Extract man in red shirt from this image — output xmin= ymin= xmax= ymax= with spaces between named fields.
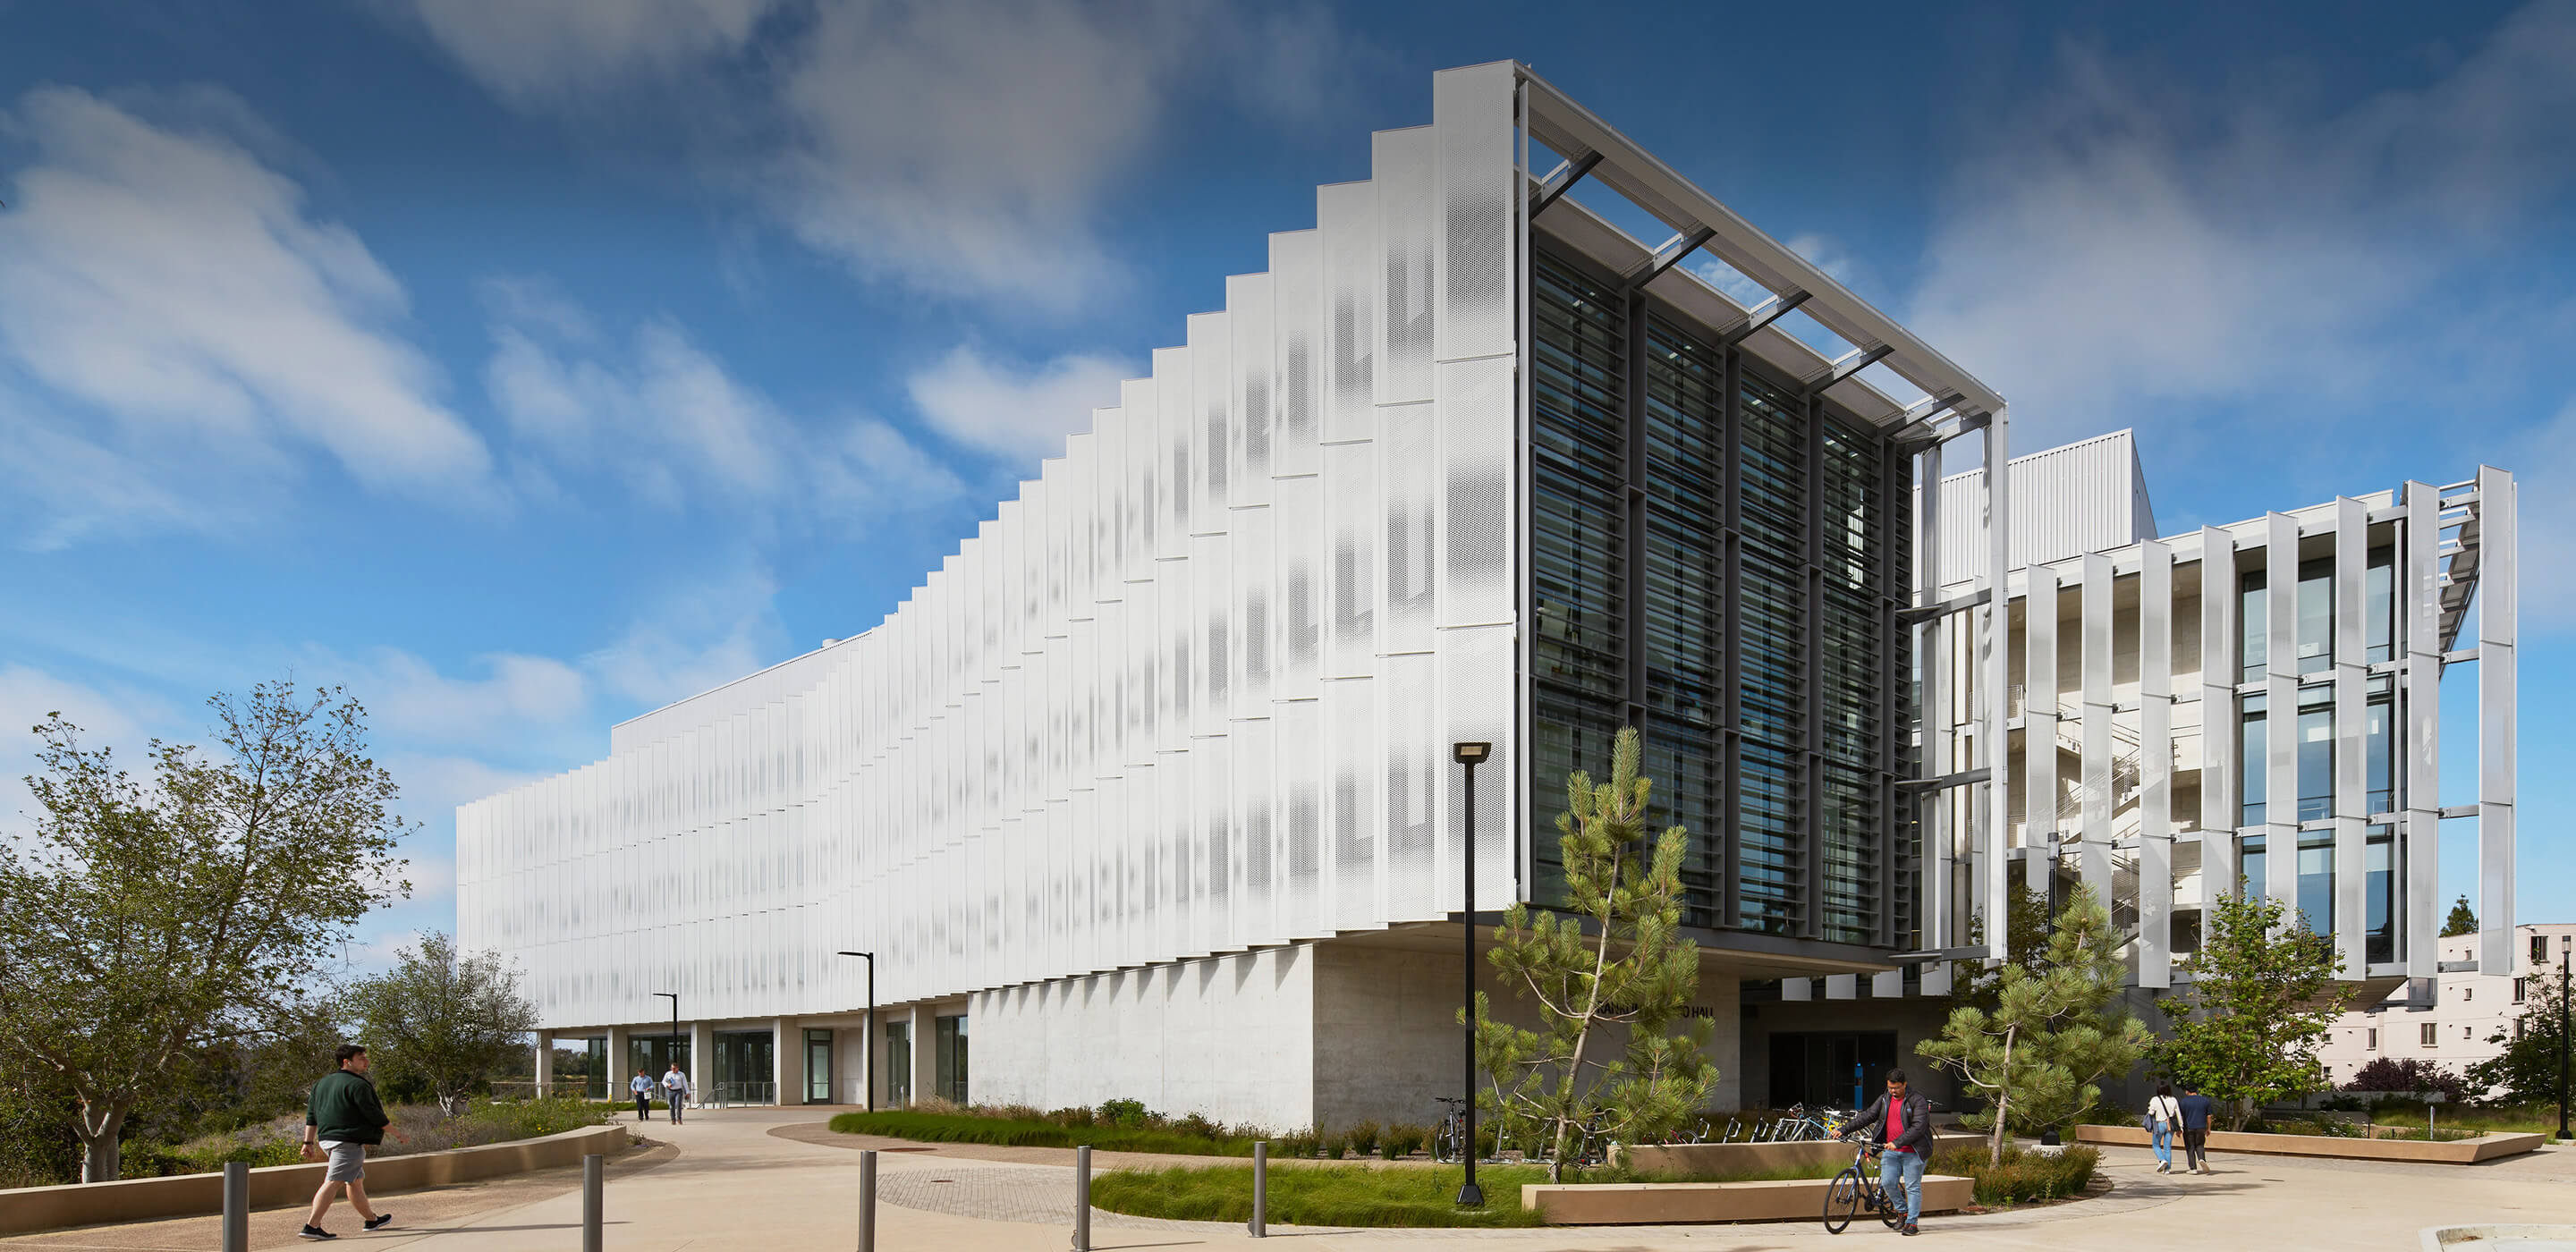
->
xmin=1837 ymin=1069 xmax=1932 ymax=1236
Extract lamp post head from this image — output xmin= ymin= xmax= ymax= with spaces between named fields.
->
xmin=1452 ymin=741 xmax=1492 ymax=766
xmin=836 ymin=951 xmax=874 ymax=960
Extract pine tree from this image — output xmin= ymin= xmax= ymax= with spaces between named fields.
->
xmin=2442 ymin=895 xmax=2480 ymax=938
xmin=1468 ymin=726 xmax=1720 ymax=1182
xmin=2151 ymin=890 xmax=2350 ymax=1129
xmin=1916 ymin=882 xmax=2148 ymax=1165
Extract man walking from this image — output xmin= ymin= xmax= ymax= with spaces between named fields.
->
xmin=2178 ymin=1082 xmax=2217 ymax=1174
xmin=662 ymin=1061 xmax=692 ymax=1124
xmin=630 ymin=1068 xmax=657 ymax=1121
xmin=300 ymin=1045 xmax=393 ymax=1241
xmin=1836 ymin=1068 xmax=1933 ymax=1237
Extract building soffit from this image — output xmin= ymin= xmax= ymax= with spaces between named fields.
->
xmin=1517 ymin=63 xmax=2007 ymax=424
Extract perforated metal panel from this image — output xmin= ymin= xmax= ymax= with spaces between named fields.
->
xmin=458 ymin=62 xmax=1530 ymax=1035
xmin=1373 ymin=126 xmax=1436 ymax=406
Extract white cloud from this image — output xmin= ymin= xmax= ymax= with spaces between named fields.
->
xmin=0 ymin=665 xmax=178 ymax=846
xmin=395 ymin=0 xmax=1372 ymax=314
xmin=400 ymin=0 xmax=784 ymax=105
xmin=2498 ymin=397 xmax=2576 ymax=632
xmin=907 ymin=344 xmax=1133 ymax=461
xmin=1902 ymin=5 xmax=2576 ymax=450
xmin=324 ymin=648 xmax=589 ymax=747
xmin=0 ymin=87 xmax=489 ymax=548
xmin=582 ymin=569 xmax=785 ymax=710
xmin=483 ymin=279 xmax=962 ymax=520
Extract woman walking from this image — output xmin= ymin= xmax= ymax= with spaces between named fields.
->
xmin=2145 ymin=1083 xmax=2182 ymax=1174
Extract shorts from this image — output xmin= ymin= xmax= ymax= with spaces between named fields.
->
xmin=321 ymin=1141 xmax=366 ymax=1182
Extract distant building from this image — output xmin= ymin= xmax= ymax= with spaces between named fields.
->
xmin=2320 ymin=924 xmax=2576 ymax=1091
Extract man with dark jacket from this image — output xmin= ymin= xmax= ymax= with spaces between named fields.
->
xmin=1837 ymin=1069 xmax=1935 ymax=1236
xmin=2178 ymin=1083 xmax=2218 ymax=1174
xmin=300 ymin=1044 xmax=394 ymax=1241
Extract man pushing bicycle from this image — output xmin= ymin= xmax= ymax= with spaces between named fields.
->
xmin=1835 ymin=1068 xmax=1933 ymax=1236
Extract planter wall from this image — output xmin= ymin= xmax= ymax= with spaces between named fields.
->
xmin=2072 ymin=1123 xmax=2541 ymax=1163
xmin=1525 ymin=1173 xmax=1975 ymax=1224
xmin=1617 ymin=1130 xmax=1983 ymax=1177
xmin=0 ymin=1122 xmax=630 ymax=1236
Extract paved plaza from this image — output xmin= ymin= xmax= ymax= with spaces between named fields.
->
xmin=4 ymin=1106 xmax=2563 ymax=1250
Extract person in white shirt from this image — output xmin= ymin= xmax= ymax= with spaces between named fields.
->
xmin=629 ymin=1070 xmax=656 ymax=1121
xmin=2145 ymin=1083 xmax=2183 ymax=1174
xmin=663 ymin=1063 xmax=692 ymax=1124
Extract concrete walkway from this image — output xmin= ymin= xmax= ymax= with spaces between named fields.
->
xmin=10 ymin=1107 xmax=2562 ymax=1249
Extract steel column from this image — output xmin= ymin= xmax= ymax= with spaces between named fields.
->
xmin=2026 ymin=563 xmax=2059 ymax=901
xmin=2199 ymin=528 xmax=2241 ymax=905
xmin=2477 ymin=467 xmax=2517 ymax=975
xmin=2080 ymin=553 xmax=2114 ymax=898
xmin=1718 ymin=348 xmax=1745 ymax=930
xmin=2264 ymin=512 xmax=2301 ymax=915
xmin=2332 ymin=497 xmax=2368 ymax=974
xmin=1917 ymin=437 xmax=1953 ymax=995
xmin=2402 ymin=482 xmax=2443 ymax=979
xmin=1980 ymin=407 xmax=2012 ymax=961
xmin=2140 ymin=538 xmax=2174 ymax=987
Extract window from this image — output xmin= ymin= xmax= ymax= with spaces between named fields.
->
xmin=2462 ymin=987 xmax=2472 ymax=1002
xmin=2516 ymin=977 xmax=2528 ymax=1003
xmin=2464 ymin=1026 xmax=2474 ymax=1040
xmin=2366 ymin=1028 xmax=2378 ymax=1050
xmin=2366 ymin=547 xmax=2395 ymax=664
xmin=934 ymin=1014 xmax=970 ymax=1104
xmin=2297 ymin=689 xmax=2332 ymax=822
xmin=2241 ymin=569 xmax=2267 ymax=681
xmin=2536 ymin=935 xmax=2552 ymax=968
xmin=2420 ymin=1023 xmax=2437 ymax=1047
xmin=886 ymin=1021 xmax=912 ymax=1107
xmin=2297 ymin=557 xmax=2333 ymax=675
xmin=2241 ymin=694 xmax=2267 ymax=827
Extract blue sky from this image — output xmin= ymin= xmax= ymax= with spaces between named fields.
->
xmin=1 ymin=0 xmax=2569 ymax=968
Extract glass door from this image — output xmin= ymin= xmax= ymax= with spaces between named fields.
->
xmin=805 ymin=1028 xmax=834 ymax=1104
xmin=886 ymin=1022 xmax=911 ymax=1107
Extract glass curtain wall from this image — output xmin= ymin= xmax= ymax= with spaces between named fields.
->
xmin=1529 ymin=242 xmax=1903 ymax=943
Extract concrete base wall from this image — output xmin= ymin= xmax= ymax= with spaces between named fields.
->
xmin=970 ymin=946 xmax=1317 ymax=1129
xmin=1313 ymin=942 xmax=1743 ymax=1130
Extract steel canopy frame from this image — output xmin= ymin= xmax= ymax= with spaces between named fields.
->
xmin=1516 ymin=65 xmax=2006 ymax=422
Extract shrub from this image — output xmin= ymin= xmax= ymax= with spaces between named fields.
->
xmin=1926 ymin=1144 xmax=2097 ymax=1205
xmin=1272 ymin=1127 xmax=1318 ymax=1160
xmin=2345 ymin=1057 xmax=2468 ymax=1103
xmin=1050 ymin=1105 xmax=1097 ymax=1129
xmin=1382 ymin=1123 xmax=1428 ymax=1159
xmin=1172 ymin=1111 xmax=1222 ymax=1142
xmin=1098 ymin=1098 xmax=1153 ymax=1129
xmin=829 ymin=1110 xmax=1256 ymax=1156
xmin=1347 ymin=1119 xmax=1382 ymax=1158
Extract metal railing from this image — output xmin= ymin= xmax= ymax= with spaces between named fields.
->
xmin=709 ymin=1081 xmax=779 ymax=1107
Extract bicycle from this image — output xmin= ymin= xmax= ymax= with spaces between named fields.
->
xmin=1431 ymin=1096 xmax=1471 ymax=1163
xmin=1822 ymin=1136 xmax=1906 ymax=1234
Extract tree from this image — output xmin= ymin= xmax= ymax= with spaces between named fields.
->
xmin=2150 ymin=889 xmax=2349 ymax=1130
xmin=1916 ymin=883 xmax=2149 ymax=1165
xmin=348 ymin=932 xmax=539 ymax=1117
xmin=1468 ymin=727 xmax=1721 ymax=1182
xmin=0 ymin=683 xmax=411 ymax=1181
xmin=2344 ymin=1056 xmax=2467 ymax=1104
xmin=2465 ymin=962 xmax=2564 ymax=1105
xmin=2442 ymin=895 xmax=2480 ymax=938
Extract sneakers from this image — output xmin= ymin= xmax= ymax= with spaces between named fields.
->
xmin=297 ymin=1226 xmax=336 ymax=1241
xmin=366 ymin=1214 xmax=394 ymax=1230
xmin=1902 ymin=1222 xmax=1919 ymax=1236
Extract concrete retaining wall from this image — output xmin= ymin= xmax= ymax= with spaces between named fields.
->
xmin=0 ymin=1121 xmax=629 ymax=1236
xmin=1525 ymin=1174 xmax=1974 ymax=1224
xmin=2073 ymin=1123 xmax=2543 ymax=1163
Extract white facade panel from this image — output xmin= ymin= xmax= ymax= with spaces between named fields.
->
xmin=462 ymin=70 xmax=1527 ymax=1041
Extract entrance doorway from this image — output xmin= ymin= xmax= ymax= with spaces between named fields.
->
xmin=714 ymin=1029 xmax=776 ymax=1104
xmin=804 ymin=1028 xmax=834 ymax=1104
xmin=886 ymin=1021 xmax=911 ymax=1107
xmin=1767 ymin=1031 xmax=1899 ymax=1110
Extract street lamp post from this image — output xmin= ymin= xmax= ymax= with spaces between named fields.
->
xmin=652 ymin=993 xmax=679 ymax=1109
xmin=838 ymin=952 xmax=877 ymax=1112
xmin=2558 ymin=951 xmax=2569 ymax=1142
xmin=1453 ymin=740 xmax=1491 ymax=1208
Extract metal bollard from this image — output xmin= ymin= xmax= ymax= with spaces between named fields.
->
xmin=1072 ymin=1144 xmax=1091 ymax=1251
xmin=583 ymin=1153 xmax=604 ymax=1252
xmin=858 ymin=1149 xmax=877 ymax=1252
xmin=220 ymin=1161 xmax=248 ymax=1252
xmin=1248 ymin=1140 xmax=1267 ymax=1238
